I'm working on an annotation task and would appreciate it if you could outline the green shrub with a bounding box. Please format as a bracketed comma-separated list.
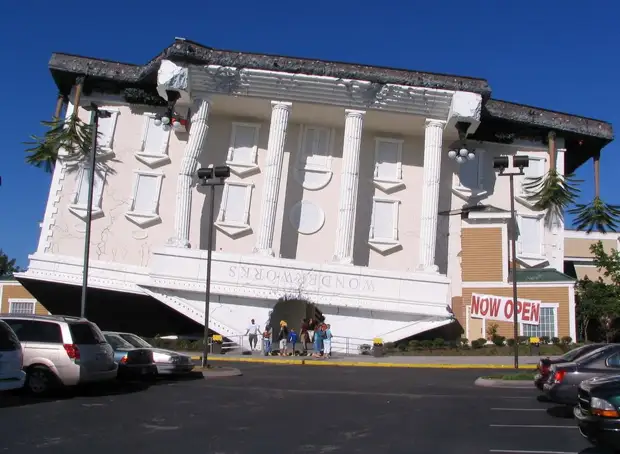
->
[408, 339, 421, 351]
[420, 340, 433, 350]
[551, 337, 560, 345]
[540, 336, 550, 345]
[561, 336, 573, 345]
[397, 343, 407, 352]
[492, 335, 506, 347]
[506, 338, 516, 347]
[471, 339, 483, 349]
[433, 338, 446, 349]
[476, 338, 487, 346]
[518, 336, 529, 345]
[459, 337, 469, 347]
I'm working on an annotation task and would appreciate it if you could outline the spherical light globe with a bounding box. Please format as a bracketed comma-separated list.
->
[467, 152, 476, 160]
[456, 156, 466, 164]
[459, 148, 468, 157]
[153, 118, 162, 126]
[448, 149, 457, 159]
[161, 116, 171, 125]
[172, 120, 182, 130]
[162, 124, 171, 132]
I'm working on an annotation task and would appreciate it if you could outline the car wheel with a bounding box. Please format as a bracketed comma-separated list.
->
[25, 366, 56, 396]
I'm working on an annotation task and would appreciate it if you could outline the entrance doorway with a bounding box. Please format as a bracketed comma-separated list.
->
[269, 295, 323, 333]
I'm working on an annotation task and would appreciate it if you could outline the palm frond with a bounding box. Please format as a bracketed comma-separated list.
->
[24, 114, 94, 173]
[568, 197, 620, 233]
[523, 169, 581, 220]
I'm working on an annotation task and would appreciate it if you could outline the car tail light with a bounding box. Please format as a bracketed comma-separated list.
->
[553, 370, 566, 383]
[120, 355, 128, 364]
[63, 344, 80, 360]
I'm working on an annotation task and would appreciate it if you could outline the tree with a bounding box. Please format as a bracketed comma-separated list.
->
[0, 250, 21, 277]
[575, 241, 620, 342]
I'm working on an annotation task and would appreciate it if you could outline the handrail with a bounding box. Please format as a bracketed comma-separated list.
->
[206, 334, 374, 356]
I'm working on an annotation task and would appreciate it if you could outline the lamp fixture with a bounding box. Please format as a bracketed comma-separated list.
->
[448, 144, 476, 165]
[152, 90, 187, 132]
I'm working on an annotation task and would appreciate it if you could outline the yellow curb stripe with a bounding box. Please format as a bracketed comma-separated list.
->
[195, 356, 536, 369]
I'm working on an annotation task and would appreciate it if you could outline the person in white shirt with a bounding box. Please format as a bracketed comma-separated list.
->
[246, 319, 260, 351]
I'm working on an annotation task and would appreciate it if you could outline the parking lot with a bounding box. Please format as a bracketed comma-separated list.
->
[0, 363, 599, 453]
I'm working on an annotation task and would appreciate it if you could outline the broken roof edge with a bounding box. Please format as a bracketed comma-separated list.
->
[485, 99, 614, 142]
[47, 38, 613, 142]
[49, 38, 492, 95]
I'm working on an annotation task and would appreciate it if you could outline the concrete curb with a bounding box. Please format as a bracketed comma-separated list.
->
[190, 355, 537, 369]
[198, 366, 243, 378]
[474, 377, 535, 388]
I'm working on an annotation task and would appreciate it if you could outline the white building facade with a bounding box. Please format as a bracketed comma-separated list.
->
[18, 39, 613, 348]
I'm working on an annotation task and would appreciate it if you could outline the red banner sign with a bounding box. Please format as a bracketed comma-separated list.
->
[470, 293, 541, 325]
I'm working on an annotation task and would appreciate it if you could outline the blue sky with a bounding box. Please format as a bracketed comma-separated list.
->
[1, 0, 618, 267]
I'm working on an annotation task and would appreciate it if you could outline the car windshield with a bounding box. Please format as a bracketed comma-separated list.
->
[119, 333, 152, 348]
[575, 345, 616, 364]
[562, 344, 601, 362]
[104, 334, 135, 350]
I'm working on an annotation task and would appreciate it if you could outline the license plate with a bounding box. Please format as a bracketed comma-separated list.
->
[141, 367, 148, 374]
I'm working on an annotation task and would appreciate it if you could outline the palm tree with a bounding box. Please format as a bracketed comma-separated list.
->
[524, 131, 619, 233]
[24, 79, 92, 172]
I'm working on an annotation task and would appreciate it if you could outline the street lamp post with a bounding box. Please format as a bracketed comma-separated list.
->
[493, 155, 529, 369]
[80, 103, 111, 319]
[197, 165, 231, 369]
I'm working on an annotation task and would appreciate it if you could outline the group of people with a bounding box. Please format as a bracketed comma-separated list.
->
[245, 317, 334, 358]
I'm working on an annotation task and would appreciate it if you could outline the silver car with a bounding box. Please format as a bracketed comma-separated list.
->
[104, 331, 194, 375]
[544, 343, 620, 405]
[1, 315, 117, 395]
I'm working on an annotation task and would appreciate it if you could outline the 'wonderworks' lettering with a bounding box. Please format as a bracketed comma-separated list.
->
[228, 265, 375, 292]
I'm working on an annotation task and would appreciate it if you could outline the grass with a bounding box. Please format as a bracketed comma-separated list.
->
[482, 372, 536, 381]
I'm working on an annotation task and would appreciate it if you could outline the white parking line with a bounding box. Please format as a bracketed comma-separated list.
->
[490, 450, 578, 454]
[490, 408, 547, 411]
[490, 424, 577, 429]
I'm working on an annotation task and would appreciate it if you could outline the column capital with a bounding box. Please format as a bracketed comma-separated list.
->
[425, 119, 446, 128]
[345, 109, 366, 118]
[271, 101, 292, 111]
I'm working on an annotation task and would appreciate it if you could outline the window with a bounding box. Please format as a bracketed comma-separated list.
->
[69, 166, 107, 220]
[134, 114, 172, 167]
[606, 353, 620, 368]
[452, 150, 487, 201]
[0, 320, 20, 351]
[4, 320, 63, 344]
[96, 108, 119, 156]
[125, 170, 164, 227]
[299, 126, 332, 171]
[516, 155, 547, 207]
[521, 306, 557, 338]
[373, 138, 404, 193]
[226, 123, 260, 176]
[215, 182, 254, 237]
[368, 198, 401, 253]
[517, 213, 544, 258]
[8, 299, 35, 315]
[69, 322, 105, 344]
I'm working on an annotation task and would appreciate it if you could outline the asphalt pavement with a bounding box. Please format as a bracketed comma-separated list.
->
[0, 363, 603, 454]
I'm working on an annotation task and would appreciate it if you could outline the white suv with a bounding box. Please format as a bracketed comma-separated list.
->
[0, 315, 117, 395]
[0, 320, 26, 392]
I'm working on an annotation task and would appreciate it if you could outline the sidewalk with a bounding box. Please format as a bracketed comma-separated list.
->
[183, 352, 539, 369]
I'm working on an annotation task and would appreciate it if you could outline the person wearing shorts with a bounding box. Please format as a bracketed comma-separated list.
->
[246, 319, 260, 351]
[277, 320, 289, 356]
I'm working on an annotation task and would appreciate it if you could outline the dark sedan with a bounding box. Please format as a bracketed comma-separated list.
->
[574, 374, 620, 452]
[535, 343, 606, 390]
[104, 333, 158, 381]
[544, 343, 620, 405]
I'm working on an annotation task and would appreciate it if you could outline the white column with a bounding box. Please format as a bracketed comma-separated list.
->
[254, 101, 292, 255]
[333, 109, 365, 263]
[167, 97, 211, 248]
[418, 119, 445, 272]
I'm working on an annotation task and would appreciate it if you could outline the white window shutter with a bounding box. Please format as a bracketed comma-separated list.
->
[396, 159, 403, 180]
[242, 186, 252, 223]
[97, 110, 118, 150]
[369, 202, 376, 239]
[226, 146, 234, 162]
[93, 169, 106, 208]
[217, 185, 229, 222]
